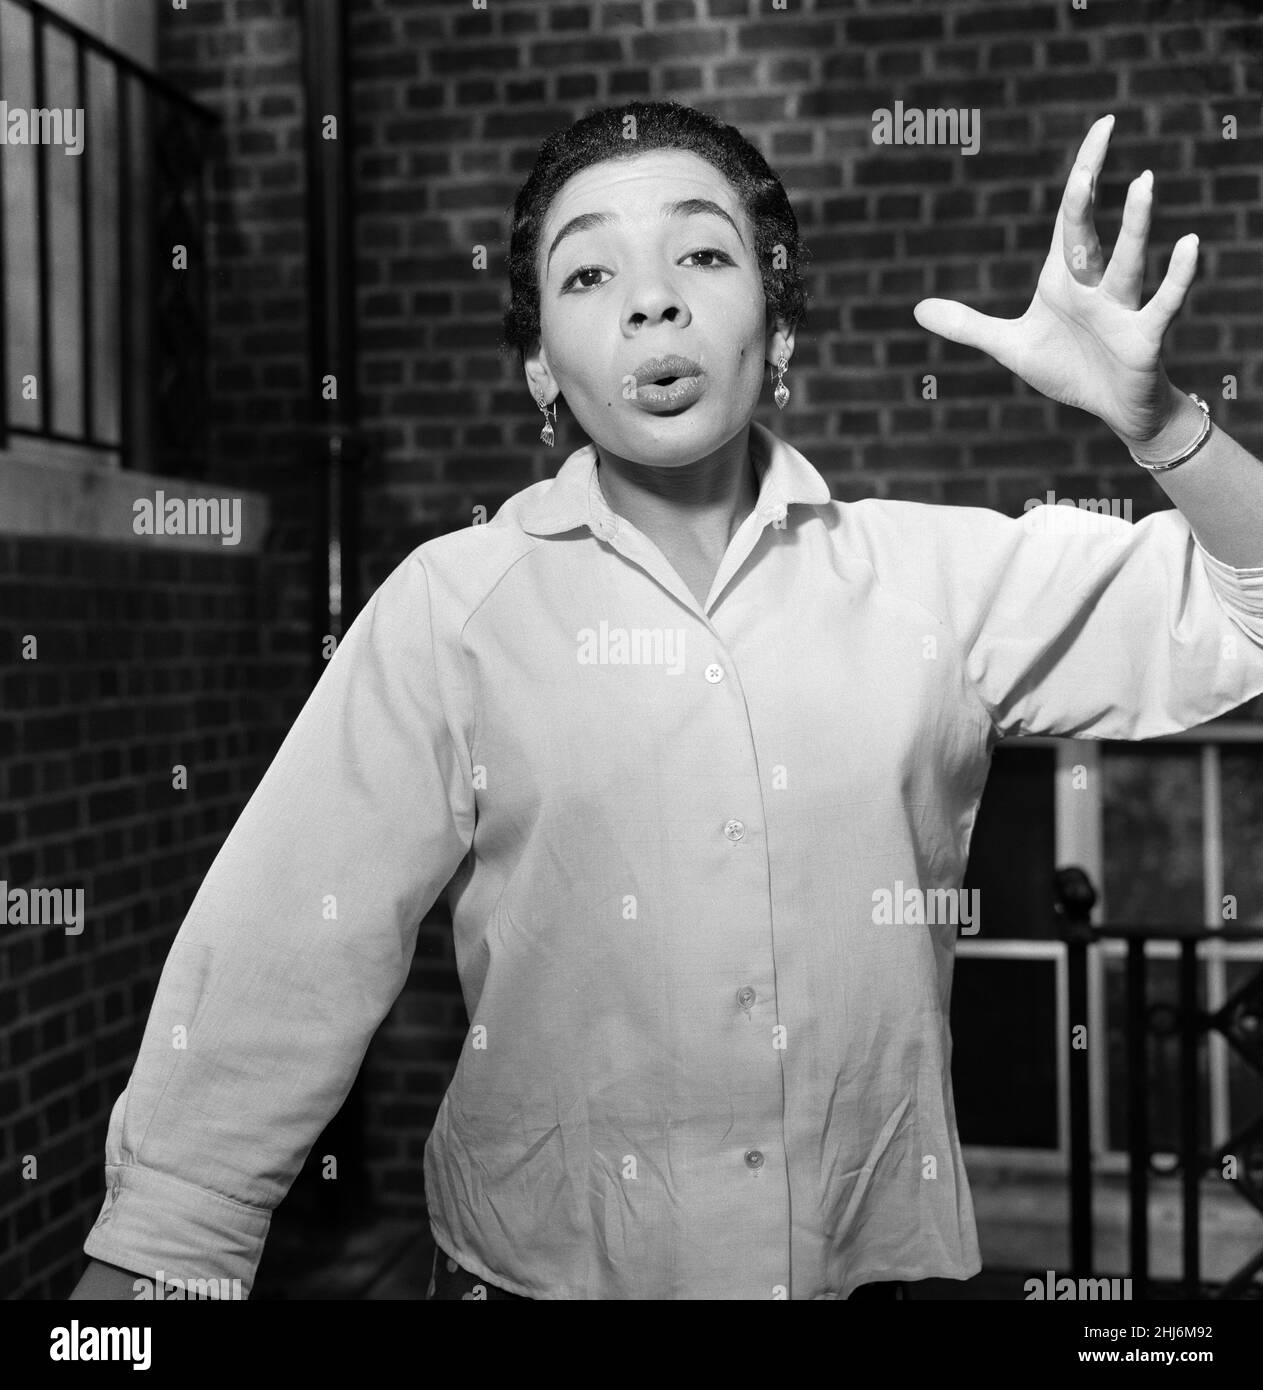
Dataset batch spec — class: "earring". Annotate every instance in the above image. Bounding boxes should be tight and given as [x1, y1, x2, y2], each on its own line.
[536, 393, 557, 447]
[772, 356, 789, 410]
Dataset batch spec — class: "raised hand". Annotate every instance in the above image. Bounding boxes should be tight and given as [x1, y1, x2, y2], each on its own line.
[913, 114, 1199, 445]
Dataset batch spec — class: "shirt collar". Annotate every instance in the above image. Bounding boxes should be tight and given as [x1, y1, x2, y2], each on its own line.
[516, 419, 833, 540]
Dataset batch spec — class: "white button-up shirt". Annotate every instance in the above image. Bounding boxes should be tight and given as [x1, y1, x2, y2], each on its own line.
[84, 421, 1263, 1298]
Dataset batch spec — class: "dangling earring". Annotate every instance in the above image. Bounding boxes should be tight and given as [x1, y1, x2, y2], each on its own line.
[772, 356, 790, 410]
[536, 393, 557, 447]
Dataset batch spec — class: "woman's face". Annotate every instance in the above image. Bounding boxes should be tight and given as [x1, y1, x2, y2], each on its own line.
[526, 148, 793, 467]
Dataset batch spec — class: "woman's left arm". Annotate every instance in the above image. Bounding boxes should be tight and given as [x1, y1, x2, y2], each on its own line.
[914, 113, 1263, 570]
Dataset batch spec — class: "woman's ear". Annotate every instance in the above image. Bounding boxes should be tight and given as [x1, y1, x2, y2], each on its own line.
[524, 344, 558, 404]
[765, 320, 795, 372]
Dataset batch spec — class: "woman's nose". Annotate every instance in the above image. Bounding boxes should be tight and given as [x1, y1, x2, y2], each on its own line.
[623, 275, 691, 331]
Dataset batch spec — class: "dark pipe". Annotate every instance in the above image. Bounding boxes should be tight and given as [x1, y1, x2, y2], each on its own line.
[1179, 939, 1200, 1297]
[300, 0, 366, 1226]
[1053, 866, 1096, 1278]
[1127, 937, 1149, 1299]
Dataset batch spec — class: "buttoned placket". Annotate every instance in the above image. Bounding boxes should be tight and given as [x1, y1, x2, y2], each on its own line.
[587, 477, 795, 1296]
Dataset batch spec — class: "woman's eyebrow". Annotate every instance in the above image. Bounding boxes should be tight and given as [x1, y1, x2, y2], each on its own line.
[545, 198, 745, 273]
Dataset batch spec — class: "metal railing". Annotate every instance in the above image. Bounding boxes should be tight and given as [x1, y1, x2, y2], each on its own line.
[0, 0, 219, 468]
[1056, 866, 1263, 1299]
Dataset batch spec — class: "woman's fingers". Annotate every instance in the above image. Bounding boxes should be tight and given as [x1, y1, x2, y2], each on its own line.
[1055, 115, 1114, 285]
[1140, 234, 1200, 339]
[1099, 170, 1154, 308]
[1061, 164, 1105, 285]
[1068, 112, 1116, 177]
[913, 297, 1016, 362]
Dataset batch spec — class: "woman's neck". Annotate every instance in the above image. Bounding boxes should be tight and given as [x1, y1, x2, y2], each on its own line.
[593, 423, 761, 558]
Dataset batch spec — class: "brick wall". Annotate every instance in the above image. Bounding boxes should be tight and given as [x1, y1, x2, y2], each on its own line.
[0, 540, 286, 1298]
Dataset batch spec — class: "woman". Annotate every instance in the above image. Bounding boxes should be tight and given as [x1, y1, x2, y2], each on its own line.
[75, 101, 1263, 1301]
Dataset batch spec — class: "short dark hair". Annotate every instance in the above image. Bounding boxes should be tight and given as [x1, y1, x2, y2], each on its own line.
[500, 100, 810, 361]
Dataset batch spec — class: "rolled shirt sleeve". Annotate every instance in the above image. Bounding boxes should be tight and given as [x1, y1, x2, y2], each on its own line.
[82, 551, 475, 1293]
[878, 501, 1263, 742]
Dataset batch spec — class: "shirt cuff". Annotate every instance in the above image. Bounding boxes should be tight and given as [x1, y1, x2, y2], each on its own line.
[1193, 532, 1263, 644]
[1194, 531, 1263, 582]
[82, 1161, 271, 1297]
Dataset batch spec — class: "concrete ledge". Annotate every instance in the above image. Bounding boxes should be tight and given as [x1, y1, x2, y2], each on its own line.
[0, 441, 270, 554]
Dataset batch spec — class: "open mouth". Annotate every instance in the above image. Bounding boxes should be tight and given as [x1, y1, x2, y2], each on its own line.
[631, 354, 704, 392]
[632, 373, 705, 412]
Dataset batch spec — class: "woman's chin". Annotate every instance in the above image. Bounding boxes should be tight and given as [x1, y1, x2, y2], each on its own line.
[590, 398, 754, 463]
[604, 419, 729, 466]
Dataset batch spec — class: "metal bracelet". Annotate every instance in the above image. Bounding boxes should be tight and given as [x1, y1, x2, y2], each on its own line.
[1128, 393, 1212, 473]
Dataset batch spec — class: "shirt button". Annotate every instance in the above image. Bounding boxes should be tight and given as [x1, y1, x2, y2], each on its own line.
[724, 819, 745, 841]
[737, 986, 756, 1009]
[705, 663, 724, 683]
[745, 1149, 765, 1170]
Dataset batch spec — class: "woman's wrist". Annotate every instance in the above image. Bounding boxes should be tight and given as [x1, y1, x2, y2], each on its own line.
[1116, 381, 1205, 464]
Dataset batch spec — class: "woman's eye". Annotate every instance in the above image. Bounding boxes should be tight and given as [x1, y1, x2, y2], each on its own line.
[561, 249, 735, 293]
[564, 266, 610, 291]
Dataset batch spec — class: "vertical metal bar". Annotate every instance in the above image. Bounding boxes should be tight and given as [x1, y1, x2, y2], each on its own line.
[307, 448, 328, 693]
[334, 0, 361, 639]
[301, 0, 366, 1228]
[116, 68, 131, 461]
[1180, 938, 1201, 1298]
[76, 36, 93, 443]
[1067, 934, 1093, 1276]
[32, 5, 52, 436]
[1202, 744, 1229, 1150]
[304, 0, 332, 692]
[1126, 936, 1149, 1298]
